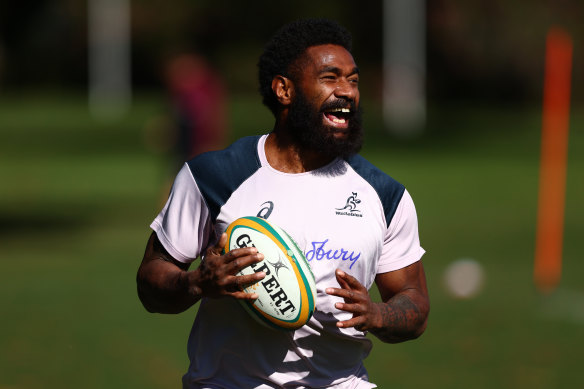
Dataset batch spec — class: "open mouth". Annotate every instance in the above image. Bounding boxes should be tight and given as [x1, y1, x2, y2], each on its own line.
[323, 107, 351, 127]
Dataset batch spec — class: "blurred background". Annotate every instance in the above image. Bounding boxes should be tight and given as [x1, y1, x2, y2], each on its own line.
[1, 1, 582, 388]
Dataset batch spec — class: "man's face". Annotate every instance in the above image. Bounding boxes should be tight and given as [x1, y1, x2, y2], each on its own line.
[287, 44, 363, 158]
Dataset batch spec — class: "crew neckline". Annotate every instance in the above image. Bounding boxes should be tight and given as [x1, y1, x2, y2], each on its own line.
[257, 133, 341, 176]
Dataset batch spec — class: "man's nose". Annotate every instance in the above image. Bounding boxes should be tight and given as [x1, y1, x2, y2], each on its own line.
[334, 79, 358, 101]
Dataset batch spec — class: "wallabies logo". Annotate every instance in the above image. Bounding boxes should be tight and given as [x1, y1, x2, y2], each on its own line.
[335, 192, 363, 217]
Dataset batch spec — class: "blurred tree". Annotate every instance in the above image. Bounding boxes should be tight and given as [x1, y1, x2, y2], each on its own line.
[426, 0, 583, 103]
[0, 0, 86, 88]
[130, 0, 383, 94]
[0, 0, 581, 103]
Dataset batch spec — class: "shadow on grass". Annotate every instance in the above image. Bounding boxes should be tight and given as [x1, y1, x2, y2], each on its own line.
[0, 212, 92, 236]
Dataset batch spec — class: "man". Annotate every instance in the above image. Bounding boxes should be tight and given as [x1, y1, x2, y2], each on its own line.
[137, 18, 429, 388]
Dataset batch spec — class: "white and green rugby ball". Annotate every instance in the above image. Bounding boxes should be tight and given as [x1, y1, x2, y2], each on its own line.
[224, 216, 316, 331]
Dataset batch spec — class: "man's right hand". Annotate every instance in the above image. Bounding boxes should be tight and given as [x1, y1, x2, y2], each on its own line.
[137, 232, 265, 314]
[186, 232, 266, 300]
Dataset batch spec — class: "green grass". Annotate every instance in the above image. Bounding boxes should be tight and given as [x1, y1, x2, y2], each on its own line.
[0, 93, 582, 388]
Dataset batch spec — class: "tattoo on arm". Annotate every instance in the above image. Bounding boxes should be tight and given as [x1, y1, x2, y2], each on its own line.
[152, 236, 190, 271]
[370, 294, 424, 343]
[137, 233, 195, 313]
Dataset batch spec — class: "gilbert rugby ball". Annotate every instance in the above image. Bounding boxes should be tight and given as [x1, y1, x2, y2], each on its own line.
[224, 216, 316, 331]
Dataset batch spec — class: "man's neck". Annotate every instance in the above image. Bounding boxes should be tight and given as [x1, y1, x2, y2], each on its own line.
[264, 128, 334, 174]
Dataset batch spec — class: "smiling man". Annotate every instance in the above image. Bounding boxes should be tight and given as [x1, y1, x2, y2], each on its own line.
[281, 43, 363, 162]
[137, 18, 429, 388]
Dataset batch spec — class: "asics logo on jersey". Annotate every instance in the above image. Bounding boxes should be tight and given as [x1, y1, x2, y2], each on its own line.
[335, 192, 363, 217]
[257, 201, 274, 219]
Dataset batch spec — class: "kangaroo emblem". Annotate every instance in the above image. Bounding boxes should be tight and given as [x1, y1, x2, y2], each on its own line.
[336, 192, 361, 212]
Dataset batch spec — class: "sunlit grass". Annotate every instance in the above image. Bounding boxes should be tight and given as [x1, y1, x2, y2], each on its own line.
[1, 93, 582, 388]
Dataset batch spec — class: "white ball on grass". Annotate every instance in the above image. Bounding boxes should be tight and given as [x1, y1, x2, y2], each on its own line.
[443, 258, 485, 299]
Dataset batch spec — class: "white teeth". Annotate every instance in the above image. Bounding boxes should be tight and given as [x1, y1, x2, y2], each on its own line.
[324, 108, 349, 124]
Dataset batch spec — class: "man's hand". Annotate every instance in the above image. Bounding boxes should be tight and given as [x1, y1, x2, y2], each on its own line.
[189, 232, 266, 300]
[325, 262, 430, 343]
[137, 232, 266, 314]
[325, 269, 381, 331]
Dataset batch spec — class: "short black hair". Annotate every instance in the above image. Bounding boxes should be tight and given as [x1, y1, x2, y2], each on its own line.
[258, 18, 353, 116]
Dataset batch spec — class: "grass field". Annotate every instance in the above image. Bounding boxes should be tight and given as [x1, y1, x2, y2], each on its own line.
[1, 93, 582, 388]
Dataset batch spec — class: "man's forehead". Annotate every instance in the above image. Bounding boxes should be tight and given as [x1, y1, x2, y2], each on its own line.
[301, 44, 356, 70]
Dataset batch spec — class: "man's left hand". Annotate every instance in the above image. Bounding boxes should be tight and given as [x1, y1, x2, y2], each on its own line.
[325, 269, 381, 331]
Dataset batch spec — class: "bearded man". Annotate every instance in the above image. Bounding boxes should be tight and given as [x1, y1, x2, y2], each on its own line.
[137, 18, 429, 389]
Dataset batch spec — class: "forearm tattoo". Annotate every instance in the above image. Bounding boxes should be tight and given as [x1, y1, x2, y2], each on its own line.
[370, 294, 424, 343]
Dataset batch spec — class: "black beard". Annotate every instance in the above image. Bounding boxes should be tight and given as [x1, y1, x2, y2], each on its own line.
[286, 90, 363, 159]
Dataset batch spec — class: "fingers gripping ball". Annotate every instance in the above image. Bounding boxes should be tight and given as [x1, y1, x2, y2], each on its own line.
[224, 216, 316, 331]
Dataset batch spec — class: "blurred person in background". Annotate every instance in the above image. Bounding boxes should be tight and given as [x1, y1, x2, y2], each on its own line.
[137, 18, 429, 388]
[165, 53, 227, 163]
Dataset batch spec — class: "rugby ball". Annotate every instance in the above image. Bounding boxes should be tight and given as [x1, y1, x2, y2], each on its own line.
[223, 216, 316, 331]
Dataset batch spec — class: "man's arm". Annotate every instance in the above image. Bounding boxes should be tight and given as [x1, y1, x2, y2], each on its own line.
[136, 231, 266, 314]
[325, 261, 429, 343]
[370, 261, 429, 342]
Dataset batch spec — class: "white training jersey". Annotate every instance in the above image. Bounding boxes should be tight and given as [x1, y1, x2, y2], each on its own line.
[151, 134, 425, 389]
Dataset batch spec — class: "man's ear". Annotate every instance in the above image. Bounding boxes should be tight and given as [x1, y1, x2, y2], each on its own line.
[272, 75, 294, 107]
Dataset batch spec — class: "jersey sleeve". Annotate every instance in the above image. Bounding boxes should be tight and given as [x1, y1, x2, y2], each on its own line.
[377, 189, 425, 273]
[150, 164, 213, 263]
